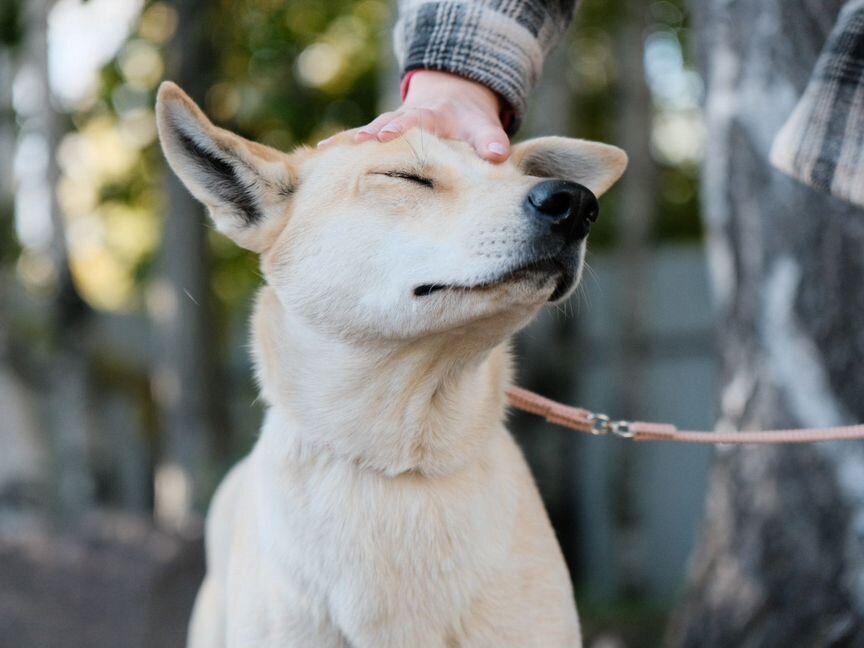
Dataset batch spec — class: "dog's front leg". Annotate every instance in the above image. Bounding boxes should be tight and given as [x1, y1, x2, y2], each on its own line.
[187, 577, 224, 648]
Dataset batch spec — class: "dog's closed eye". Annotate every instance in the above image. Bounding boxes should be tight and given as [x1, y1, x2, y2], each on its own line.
[375, 171, 434, 189]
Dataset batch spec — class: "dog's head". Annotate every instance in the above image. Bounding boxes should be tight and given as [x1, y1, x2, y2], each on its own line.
[156, 82, 626, 345]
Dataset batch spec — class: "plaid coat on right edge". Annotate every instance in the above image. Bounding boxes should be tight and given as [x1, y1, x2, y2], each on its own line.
[771, 0, 864, 208]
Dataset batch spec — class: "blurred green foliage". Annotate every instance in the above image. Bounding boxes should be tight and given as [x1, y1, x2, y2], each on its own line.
[210, 0, 387, 148]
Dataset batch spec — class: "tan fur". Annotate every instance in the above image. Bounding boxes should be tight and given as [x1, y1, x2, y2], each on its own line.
[156, 81, 627, 648]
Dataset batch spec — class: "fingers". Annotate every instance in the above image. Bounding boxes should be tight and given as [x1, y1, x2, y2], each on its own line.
[354, 111, 399, 142]
[316, 130, 351, 149]
[316, 126, 366, 149]
[316, 135, 336, 149]
[363, 108, 438, 143]
[318, 111, 413, 149]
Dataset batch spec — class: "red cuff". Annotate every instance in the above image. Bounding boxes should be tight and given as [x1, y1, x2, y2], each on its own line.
[400, 70, 515, 134]
[400, 70, 420, 102]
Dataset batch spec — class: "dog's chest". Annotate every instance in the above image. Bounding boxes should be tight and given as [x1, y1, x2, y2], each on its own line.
[251, 425, 523, 638]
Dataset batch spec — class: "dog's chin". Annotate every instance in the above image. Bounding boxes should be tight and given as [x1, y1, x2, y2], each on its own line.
[414, 255, 581, 304]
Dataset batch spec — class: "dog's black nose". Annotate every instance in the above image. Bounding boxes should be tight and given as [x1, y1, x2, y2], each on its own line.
[525, 180, 599, 241]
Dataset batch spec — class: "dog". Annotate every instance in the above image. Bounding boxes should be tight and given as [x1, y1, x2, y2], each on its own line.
[156, 81, 626, 648]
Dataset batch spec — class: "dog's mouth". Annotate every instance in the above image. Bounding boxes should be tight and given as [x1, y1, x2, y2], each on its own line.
[414, 256, 575, 303]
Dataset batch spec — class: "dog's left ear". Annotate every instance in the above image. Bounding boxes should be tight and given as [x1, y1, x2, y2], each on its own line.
[156, 81, 297, 253]
[511, 137, 628, 197]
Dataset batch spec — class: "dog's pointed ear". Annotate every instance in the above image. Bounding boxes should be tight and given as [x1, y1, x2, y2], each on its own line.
[156, 81, 297, 253]
[511, 137, 628, 197]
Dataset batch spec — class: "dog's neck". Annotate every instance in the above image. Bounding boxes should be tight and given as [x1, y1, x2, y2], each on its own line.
[252, 288, 512, 477]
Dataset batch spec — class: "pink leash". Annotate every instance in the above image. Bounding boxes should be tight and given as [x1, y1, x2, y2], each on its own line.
[506, 386, 864, 444]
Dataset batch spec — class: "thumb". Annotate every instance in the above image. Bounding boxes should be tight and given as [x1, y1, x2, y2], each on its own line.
[471, 125, 511, 163]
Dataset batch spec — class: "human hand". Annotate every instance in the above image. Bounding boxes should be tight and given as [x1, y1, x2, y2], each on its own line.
[320, 70, 511, 163]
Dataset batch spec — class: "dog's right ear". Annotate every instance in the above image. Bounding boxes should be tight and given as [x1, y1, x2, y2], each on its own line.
[511, 137, 627, 197]
[156, 81, 296, 253]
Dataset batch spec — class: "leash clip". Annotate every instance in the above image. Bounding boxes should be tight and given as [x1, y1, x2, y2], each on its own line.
[588, 413, 634, 439]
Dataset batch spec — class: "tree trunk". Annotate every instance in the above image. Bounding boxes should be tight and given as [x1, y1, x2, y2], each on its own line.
[670, 1, 864, 646]
[152, 0, 226, 530]
[22, 0, 95, 517]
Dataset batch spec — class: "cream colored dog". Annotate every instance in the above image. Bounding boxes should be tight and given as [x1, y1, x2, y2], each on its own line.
[156, 81, 626, 648]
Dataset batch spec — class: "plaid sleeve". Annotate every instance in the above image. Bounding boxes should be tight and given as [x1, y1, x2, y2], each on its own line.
[393, 0, 578, 133]
[770, 0, 864, 208]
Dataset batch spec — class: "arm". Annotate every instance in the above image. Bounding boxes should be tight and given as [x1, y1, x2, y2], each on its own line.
[344, 0, 579, 162]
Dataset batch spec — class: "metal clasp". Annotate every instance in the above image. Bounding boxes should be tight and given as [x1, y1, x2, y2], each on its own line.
[588, 413, 634, 439]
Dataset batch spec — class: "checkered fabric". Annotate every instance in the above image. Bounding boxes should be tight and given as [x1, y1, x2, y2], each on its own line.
[770, 0, 864, 208]
[393, 0, 578, 133]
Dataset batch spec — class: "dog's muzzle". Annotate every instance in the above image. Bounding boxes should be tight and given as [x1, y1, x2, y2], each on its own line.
[412, 181, 597, 302]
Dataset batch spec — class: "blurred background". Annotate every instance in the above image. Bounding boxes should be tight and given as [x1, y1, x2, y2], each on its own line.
[0, 0, 711, 646]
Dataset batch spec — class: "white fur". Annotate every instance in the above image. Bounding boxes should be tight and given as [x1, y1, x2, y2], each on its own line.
[156, 81, 627, 648]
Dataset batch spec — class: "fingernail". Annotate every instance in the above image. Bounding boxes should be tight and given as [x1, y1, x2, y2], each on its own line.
[487, 142, 507, 156]
[316, 136, 332, 148]
[380, 123, 402, 134]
